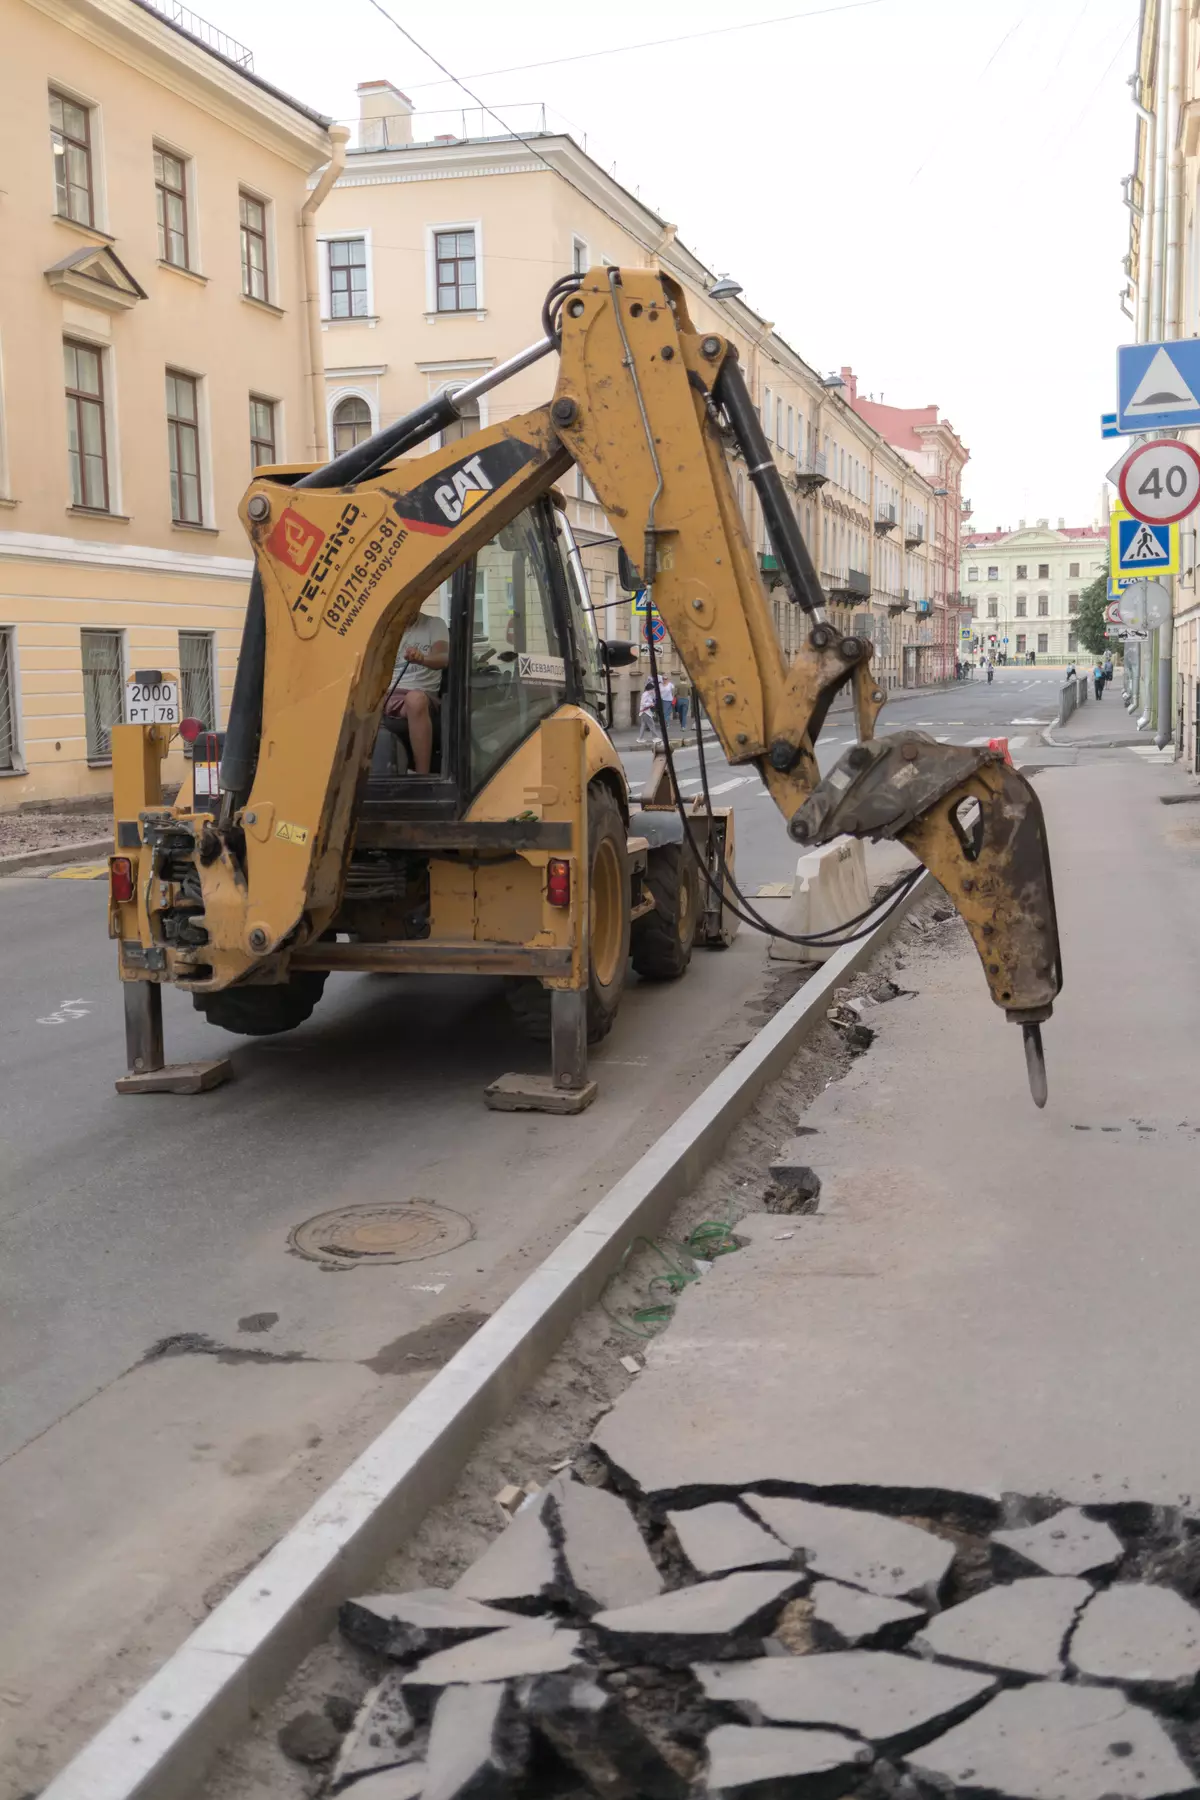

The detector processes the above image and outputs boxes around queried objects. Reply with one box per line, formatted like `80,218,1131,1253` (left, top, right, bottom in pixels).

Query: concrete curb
0,837,109,876
41,871,929,1800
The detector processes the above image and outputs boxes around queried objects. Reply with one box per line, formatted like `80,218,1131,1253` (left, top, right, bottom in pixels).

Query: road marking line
707,777,753,793
935,734,951,742
967,735,992,746
47,863,107,880
676,777,702,790
753,882,793,898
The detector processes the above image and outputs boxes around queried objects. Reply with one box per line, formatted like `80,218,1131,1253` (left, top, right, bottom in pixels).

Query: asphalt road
0,667,1070,1794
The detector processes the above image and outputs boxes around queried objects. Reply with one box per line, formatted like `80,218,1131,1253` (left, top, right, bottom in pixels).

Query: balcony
792,451,828,493
827,567,871,600
874,504,898,536
905,525,924,550
759,552,783,591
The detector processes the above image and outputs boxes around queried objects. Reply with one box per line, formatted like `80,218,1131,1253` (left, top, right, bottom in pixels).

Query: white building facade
960,520,1107,664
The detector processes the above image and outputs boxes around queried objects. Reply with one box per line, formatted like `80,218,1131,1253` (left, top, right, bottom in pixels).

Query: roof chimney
357,80,413,150
1018,518,1025,529
840,366,858,402
1057,516,1065,527
1036,516,1048,528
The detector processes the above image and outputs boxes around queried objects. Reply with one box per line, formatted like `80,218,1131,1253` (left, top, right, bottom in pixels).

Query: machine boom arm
140,266,1062,1098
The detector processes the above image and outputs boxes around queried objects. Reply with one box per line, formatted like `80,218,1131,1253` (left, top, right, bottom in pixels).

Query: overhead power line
398,0,888,92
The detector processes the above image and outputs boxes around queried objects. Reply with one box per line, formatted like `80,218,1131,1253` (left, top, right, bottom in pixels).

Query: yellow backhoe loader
107,266,1061,1111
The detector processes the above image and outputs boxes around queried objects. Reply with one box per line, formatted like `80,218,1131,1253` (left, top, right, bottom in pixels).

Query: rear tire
631,841,698,980
194,971,328,1037
506,784,630,1045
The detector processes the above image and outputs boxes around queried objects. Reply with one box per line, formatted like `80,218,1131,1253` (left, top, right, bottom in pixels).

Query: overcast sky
211,0,1136,531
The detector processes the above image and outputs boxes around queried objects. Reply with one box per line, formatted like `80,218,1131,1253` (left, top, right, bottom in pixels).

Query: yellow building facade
0,0,334,805
316,85,938,721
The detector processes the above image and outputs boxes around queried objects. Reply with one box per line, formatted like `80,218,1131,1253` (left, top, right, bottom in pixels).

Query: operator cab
359,493,607,820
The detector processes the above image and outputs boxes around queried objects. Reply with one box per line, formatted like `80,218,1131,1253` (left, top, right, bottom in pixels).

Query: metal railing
142,0,254,66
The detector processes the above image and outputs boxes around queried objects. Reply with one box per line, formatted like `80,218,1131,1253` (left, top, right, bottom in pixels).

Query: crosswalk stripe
676,777,702,790
707,776,753,794
967,735,992,746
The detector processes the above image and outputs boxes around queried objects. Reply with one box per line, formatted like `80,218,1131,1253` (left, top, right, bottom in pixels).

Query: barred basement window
0,630,16,771
179,629,215,729
81,628,123,762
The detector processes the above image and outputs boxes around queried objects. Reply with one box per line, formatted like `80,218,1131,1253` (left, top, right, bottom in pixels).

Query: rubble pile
306,1474,1200,1799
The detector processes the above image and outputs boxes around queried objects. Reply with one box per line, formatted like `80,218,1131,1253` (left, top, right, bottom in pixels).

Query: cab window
469,508,570,793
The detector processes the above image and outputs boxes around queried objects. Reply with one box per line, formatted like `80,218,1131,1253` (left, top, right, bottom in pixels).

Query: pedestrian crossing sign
1111,506,1178,577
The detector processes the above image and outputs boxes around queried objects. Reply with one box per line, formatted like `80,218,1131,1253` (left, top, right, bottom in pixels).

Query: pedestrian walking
636,679,659,743
676,682,691,732
1103,652,1113,688
986,658,994,685
1093,659,1105,700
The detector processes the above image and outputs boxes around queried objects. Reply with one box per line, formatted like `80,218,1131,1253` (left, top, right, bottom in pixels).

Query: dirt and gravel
201,893,951,1800
0,808,110,858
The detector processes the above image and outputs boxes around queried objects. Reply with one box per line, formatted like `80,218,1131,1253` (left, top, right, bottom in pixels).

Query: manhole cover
289,1201,473,1268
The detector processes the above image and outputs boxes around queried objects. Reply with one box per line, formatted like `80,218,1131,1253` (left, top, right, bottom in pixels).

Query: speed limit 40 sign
1117,438,1200,524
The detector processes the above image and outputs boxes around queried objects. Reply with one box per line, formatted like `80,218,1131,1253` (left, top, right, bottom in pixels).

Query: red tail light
109,856,135,904
179,716,204,744
547,857,571,908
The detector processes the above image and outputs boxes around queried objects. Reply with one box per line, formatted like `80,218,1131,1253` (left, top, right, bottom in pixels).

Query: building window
0,629,17,772
166,369,202,524
572,235,589,274
249,395,276,469
967,567,978,581
1068,593,1080,614
179,629,215,730
987,565,999,580
327,237,367,318
64,338,108,511
154,146,189,268
1016,632,1027,653
1069,561,1080,577
1037,632,1048,653
1015,597,1027,617
239,190,269,302
81,628,123,762
50,89,93,226
435,227,476,311
1037,595,1049,617
332,394,372,455
787,406,794,456
762,385,771,430
987,598,998,618
1037,563,1049,579
776,397,784,448
1015,563,1027,579
1068,630,1078,652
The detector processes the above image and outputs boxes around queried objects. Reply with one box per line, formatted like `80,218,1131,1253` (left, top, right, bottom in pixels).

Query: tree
1075,568,1109,659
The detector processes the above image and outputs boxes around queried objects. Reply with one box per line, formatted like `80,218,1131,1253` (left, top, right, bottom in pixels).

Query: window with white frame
967,566,978,581
81,627,123,762
64,338,110,512
572,236,589,274
50,88,95,226
332,394,372,455
434,227,477,312
775,396,783,447
154,145,192,269
166,369,203,524
249,395,277,470
0,629,18,772
327,237,368,318
179,629,216,729
762,385,771,430
239,189,270,302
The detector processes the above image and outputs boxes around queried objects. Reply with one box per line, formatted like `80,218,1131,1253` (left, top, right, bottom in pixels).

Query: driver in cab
383,608,449,774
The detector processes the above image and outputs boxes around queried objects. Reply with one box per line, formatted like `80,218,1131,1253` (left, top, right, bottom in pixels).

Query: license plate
127,678,181,725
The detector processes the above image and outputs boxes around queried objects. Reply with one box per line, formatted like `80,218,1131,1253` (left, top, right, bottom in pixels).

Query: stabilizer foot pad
116,1058,233,1095
484,1073,598,1115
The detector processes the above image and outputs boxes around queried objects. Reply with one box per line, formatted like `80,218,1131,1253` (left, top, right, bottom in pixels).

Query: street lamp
708,276,743,300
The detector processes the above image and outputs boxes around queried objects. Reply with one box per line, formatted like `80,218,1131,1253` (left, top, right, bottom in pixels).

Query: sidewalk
595,751,1200,1510
1046,684,1151,750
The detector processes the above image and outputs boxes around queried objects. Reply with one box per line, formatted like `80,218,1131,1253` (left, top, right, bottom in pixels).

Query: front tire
630,841,698,980
193,971,328,1037
506,784,630,1045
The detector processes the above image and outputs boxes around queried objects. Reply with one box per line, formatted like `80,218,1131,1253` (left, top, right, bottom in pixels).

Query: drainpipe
1128,72,1155,342
302,126,350,461
1155,0,1184,748
1151,0,1170,340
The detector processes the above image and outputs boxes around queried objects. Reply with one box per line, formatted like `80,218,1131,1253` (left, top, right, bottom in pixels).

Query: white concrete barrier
768,835,871,963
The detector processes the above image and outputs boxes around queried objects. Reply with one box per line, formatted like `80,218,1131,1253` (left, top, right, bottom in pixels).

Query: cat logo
267,507,325,576
433,455,493,525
